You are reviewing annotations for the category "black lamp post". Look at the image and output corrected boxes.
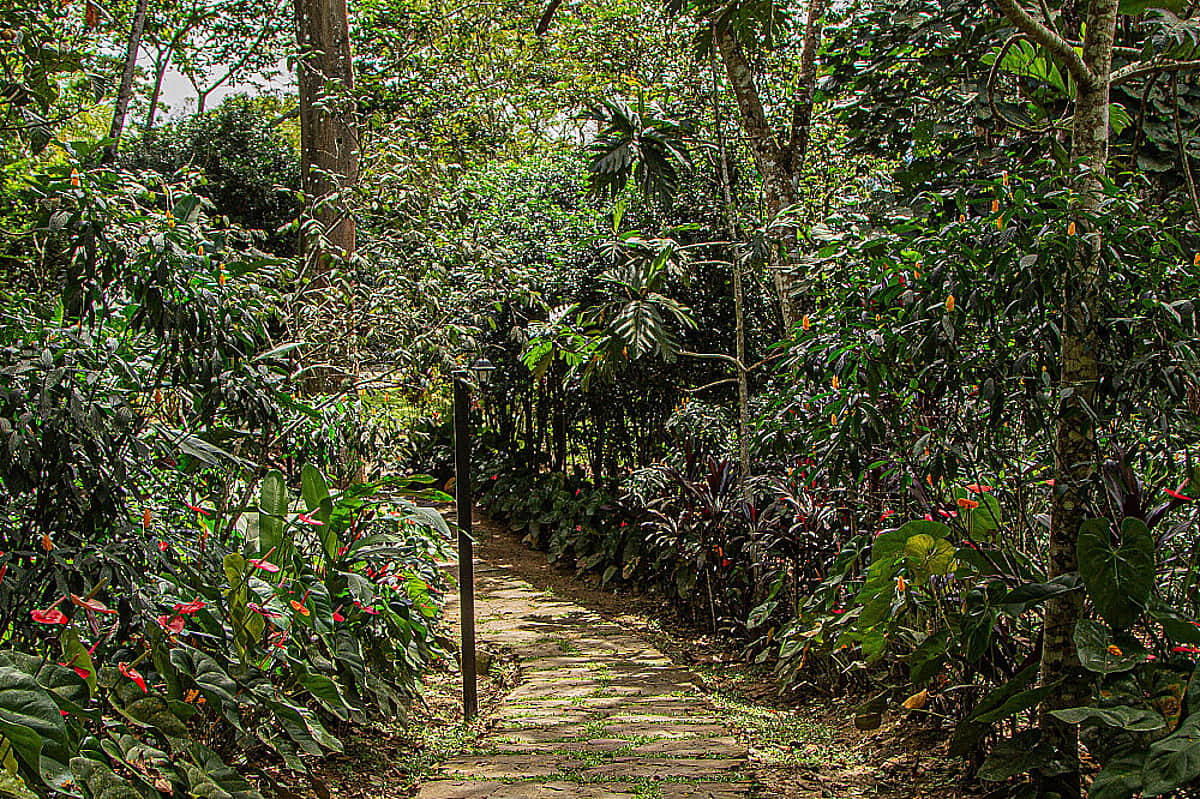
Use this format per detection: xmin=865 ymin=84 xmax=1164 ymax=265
xmin=453 ymin=356 xmax=494 ymax=721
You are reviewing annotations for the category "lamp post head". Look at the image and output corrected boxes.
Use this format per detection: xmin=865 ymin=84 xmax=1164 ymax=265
xmin=468 ymin=356 xmax=495 ymax=387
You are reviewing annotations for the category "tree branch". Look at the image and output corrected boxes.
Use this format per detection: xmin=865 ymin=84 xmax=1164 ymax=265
xmin=1111 ymin=59 xmax=1200 ymax=86
xmin=714 ymin=24 xmax=783 ymax=169
xmin=993 ymin=0 xmax=1096 ymax=86
xmin=786 ymin=0 xmax=828 ymax=168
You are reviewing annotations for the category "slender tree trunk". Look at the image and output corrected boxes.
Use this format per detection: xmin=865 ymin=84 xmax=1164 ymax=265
xmin=711 ymin=40 xmax=755 ymax=589
xmin=104 ymin=0 xmax=150 ymax=163
xmin=294 ymin=0 xmax=359 ymax=278
xmin=146 ymin=46 xmax=173 ymax=130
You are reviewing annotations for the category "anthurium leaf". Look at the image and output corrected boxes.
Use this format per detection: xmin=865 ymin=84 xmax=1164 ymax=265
xmin=1050 ymin=704 xmax=1165 ymax=732
xmin=909 ymin=629 xmax=950 ymax=684
xmin=950 ymin=664 xmax=1039 ymax=756
xmin=1077 ymin=517 xmax=1154 ymax=630
xmin=1000 ymin=573 xmax=1081 ymax=615
xmin=258 ymin=469 xmax=289 ymax=561
xmin=972 ymin=683 xmax=1060 ymax=724
xmin=747 ymin=600 xmax=777 ymax=630
xmin=1141 ymin=714 xmax=1200 ymax=796
xmin=69 ymin=757 xmax=142 ymax=799
xmin=977 ymin=729 xmax=1061 ymax=781
xmin=1148 ymin=597 xmax=1200 ymax=646
xmin=1088 ymin=751 xmax=1146 ymax=799
xmin=1074 ymin=619 xmax=1148 ymax=674
xmin=169 ymin=646 xmax=241 ymax=729
xmin=0 ymin=663 xmax=72 ymax=788
xmin=300 ymin=464 xmax=330 ymax=519
xmin=60 ymin=628 xmax=97 ymax=696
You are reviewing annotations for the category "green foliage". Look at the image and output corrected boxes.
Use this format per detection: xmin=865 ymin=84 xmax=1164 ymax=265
xmin=123 ymin=96 xmax=301 ymax=255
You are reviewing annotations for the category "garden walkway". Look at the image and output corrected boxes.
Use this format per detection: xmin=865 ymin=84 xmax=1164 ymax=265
xmin=416 ymin=556 xmax=754 ymax=799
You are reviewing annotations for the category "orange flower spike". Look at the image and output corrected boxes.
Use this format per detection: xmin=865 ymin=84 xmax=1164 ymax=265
xmin=830 ymin=412 xmax=837 ymax=426
xmin=945 ymin=294 xmax=955 ymax=312
xmin=802 ymin=314 xmax=811 ymax=332
xmin=958 ymin=213 xmax=966 ymax=223
xmin=897 ymin=575 xmax=907 ymax=592
xmin=1194 ymin=252 xmax=1199 ymax=267
xmin=290 ymin=599 xmax=310 ymax=617
xmin=1068 ymin=220 xmax=1076 ymax=236
xmin=957 ymin=497 xmax=980 ymax=510
xmin=70 ymin=169 xmax=81 ymax=187
xmin=1001 ymin=170 xmax=1009 ymax=187
xmin=831 ymin=375 xmax=839 ymax=390
xmin=41 ymin=534 xmax=54 ymax=552
xmin=991 ymin=199 xmax=999 ymax=213
xmin=218 ymin=268 xmax=225 ymax=287
xmin=143 ymin=508 xmax=152 ymax=528
xmin=1107 ymin=644 xmax=1123 ymax=657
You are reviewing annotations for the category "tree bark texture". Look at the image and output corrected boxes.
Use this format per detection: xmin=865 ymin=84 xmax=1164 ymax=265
xmin=104 ymin=0 xmax=149 ymax=163
xmin=1036 ymin=0 xmax=1119 ymax=796
xmin=712 ymin=13 xmax=825 ymax=331
xmin=294 ymin=0 xmax=358 ymax=277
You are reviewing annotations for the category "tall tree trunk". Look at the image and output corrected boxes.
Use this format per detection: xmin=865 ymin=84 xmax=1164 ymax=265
xmin=294 ymin=0 xmax=358 ymax=279
xmin=994 ymin=0 xmax=1119 ymax=795
xmin=104 ymin=0 xmax=150 ymax=163
xmin=1039 ymin=4 xmax=1118 ymax=793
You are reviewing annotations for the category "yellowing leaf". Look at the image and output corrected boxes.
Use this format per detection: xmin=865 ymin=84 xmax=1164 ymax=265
xmin=902 ymin=689 xmax=929 ymax=710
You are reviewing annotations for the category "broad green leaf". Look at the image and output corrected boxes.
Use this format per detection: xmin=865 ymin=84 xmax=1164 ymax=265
xmin=1050 ymin=704 xmax=1165 ymax=732
xmin=1074 ymin=619 xmax=1148 ymax=674
xmin=1142 ymin=714 xmax=1200 ymax=796
xmin=903 ymin=534 xmax=957 ymax=583
xmin=258 ymin=469 xmax=289 ymax=561
xmin=1077 ymin=517 xmax=1154 ymax=630
xmin=301 ymin=464 xmax=331 ymax=523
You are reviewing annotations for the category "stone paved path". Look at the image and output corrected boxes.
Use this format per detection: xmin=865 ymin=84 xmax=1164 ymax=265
xmin=417 ymin=560 xmax=754 ymax=799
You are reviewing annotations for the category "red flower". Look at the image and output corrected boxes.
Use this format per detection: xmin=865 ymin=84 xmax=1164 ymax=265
xmin=297 ymin=512 xmax=324 ymax=526
xmin=184 ymin=502 xmax=211 ymax=516
xmin=31 ymin=608 xmax=68 ymax=625
xmin=246 ymin=602 xmax=282 ymax=619
xmin=965 ymin=484 xmax=993 ymax=493
xmin=880 ymin=509 xmax=895 ymax=520
xmin=174 ymin=598 xmax=205 ymax=615
xmin=157 ymin=615 xmax=184 ymax=635
xmin=1171 ymin=645 xmax=1200 ymax=655
xmin=1166 ymin=484 xmax=1196 ymax=502
xmin=118 ymin=662 xmax=147 ymax=693
xmin=248 ymin=557 xmax=280 ymax=573
xmin=353 ymin=600 xmax=380 ymax=615
xmin=60 ymin=662 xmax=91 ymax=681
xmin=333 ymin=611 xmax=346 ymax=622
xmin=158 ymin=540 xmax=169 ymax=552
xmin=289 ymin=599 xmax=310 ymax=617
